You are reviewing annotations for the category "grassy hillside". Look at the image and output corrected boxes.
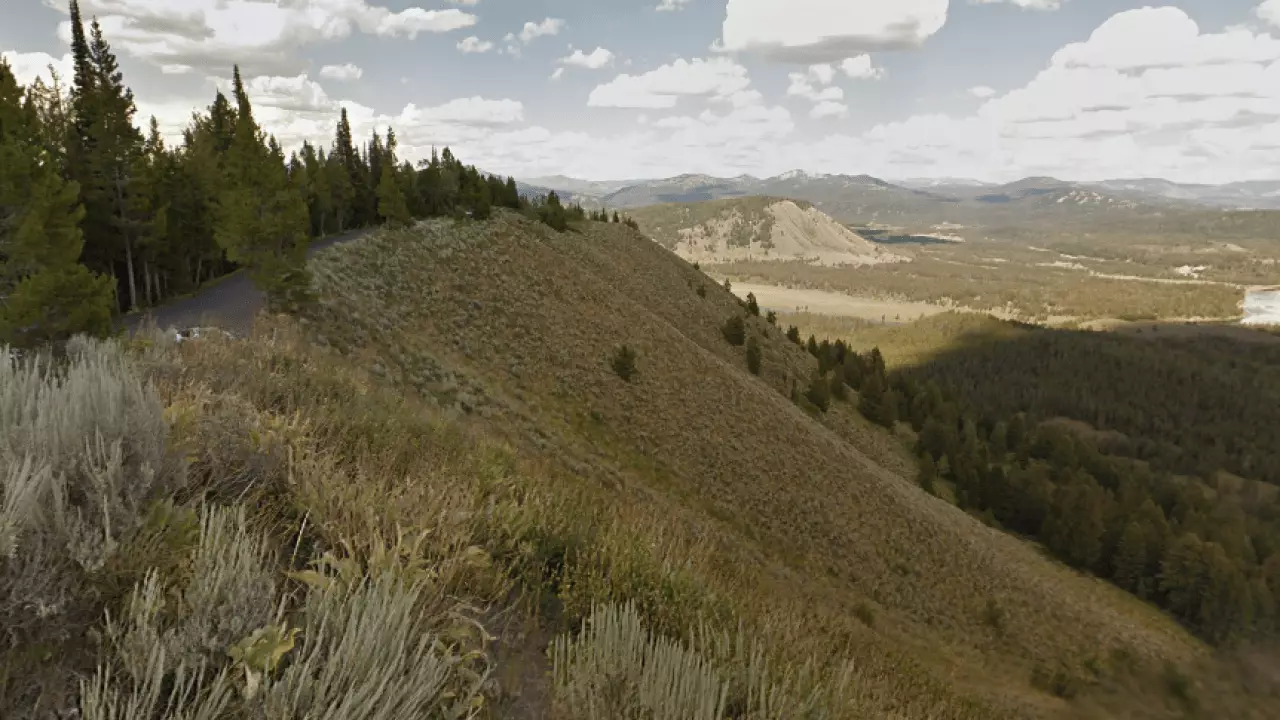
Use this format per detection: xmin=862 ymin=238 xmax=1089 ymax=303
xmin=6 ymin=213 xmax=1277 ymax=718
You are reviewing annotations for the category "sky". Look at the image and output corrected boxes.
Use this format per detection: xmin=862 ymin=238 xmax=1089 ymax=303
xmin=3 ymin=0 xmax=1280 ymax=184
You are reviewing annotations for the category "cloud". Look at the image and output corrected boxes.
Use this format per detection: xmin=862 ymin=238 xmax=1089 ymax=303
xmin=969 ymin=0 xmax=1064 ymax=10
xmin=1 ymin=50 xmax=74 ymax=86
xmin=43 ymin=0 xmax=477 ymax=77
xmin=840 ymin=55 xmax=885 ymax=79
xmin=656 ymin=0 xmax=693 ymax=11
xmin=457 ymin=36 xmax=494 ymax=53
xmin=716 ymin=88 xmax=765 ymax=108
xmin=550 ymin=68 xmax=565 ymax=81
xmin=808 ymin=63 xmax=836 ymax=85
xmin=319 ymin=63 xmax=363 ymax=81
xmin=447 ymin=0 xmax=480 ymax=4
xmin=980 ymin=7 xmax=1280 ymax=134
xmin=519 ymin=18 xmax=565 ymax=44
xmin=1050 ymin=7 xmax=1280 ymax=70
xmin=246 ymin=73 xmax=337 ymax=113
xmin=787 ymin=72 xmax=844 ymax=102
xmin=412 ymin=96 xmax=524 ymax=126
xmin=588 ymin=57 xmax=751 ymax=108
xmin=969 ymin=85 xmax=997 ymax=98
xmin=558 ymin=47 xmax=615 ymax=69
xmin=719 ymin=0 xmax=949 ymax=62
xmin=481 ymin=5 xmax=1280 ymax=184
xmin=810 ymin=101 xmax=849 ymax=119
xmin=1261 ymin=0 xmax=1280 ymax=28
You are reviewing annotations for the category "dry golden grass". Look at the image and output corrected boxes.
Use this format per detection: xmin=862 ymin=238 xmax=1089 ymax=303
xmin=290 ymin=212 xmax=1251 ymax=717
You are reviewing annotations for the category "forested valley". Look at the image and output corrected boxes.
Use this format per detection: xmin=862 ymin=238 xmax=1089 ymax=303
xmin=0 ymin=0 xmax=604 ymax=348
xmin=783 ymin=314 xmax=1280 ymax=647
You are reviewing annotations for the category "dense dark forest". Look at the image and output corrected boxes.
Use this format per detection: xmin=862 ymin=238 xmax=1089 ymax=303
xmin=0 ymin=1 xmax=615 ymax=348
xmin=786 ymin=323 xmax=1280 ymax=646
xmin=895 ymin=326 xmax=1280 ymax=485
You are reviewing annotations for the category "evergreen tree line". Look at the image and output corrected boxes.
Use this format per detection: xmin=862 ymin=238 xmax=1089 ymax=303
xmin=1 ymin=1 xmax=543 ymax=347
xmin=786 ymin=329 xmax=1280 ymax=646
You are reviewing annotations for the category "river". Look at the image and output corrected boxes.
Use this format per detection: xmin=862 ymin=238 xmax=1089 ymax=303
xmin=1243 ymin=289 xmax=1280 ymax=326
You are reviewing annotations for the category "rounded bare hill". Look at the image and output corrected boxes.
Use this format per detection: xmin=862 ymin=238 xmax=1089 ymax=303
xmin=305 ymin=211 xmax=1208 ymax=717
xmin=629 ymin=196 xmax=909 ymax=267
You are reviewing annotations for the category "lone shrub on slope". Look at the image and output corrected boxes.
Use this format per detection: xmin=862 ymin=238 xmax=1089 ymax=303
xmin=721 ymin=316 xmax=746 ymax=347
xmin=612 ymin=345 xmax=638 ymax=382
xmin=746 ymin=337 xmax=762 ymax=376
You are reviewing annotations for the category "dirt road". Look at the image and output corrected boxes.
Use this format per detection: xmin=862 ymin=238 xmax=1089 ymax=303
xmin=119 ymin=229 xmax=368 ymax=336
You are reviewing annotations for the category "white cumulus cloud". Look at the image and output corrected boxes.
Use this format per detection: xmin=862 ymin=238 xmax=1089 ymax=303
xmin=969 ymin=85 xmax=997 ymax=98
xmin=457 ymin=36 xmax=494 ymax=53
xmin=810 ymin=101 xmax=849 ymax=119
xmin=840 ymin=55 xmax=885 ymax=79
xmin=787 ymin=72 xmax=844 ymax=102
xmin=657 ymin=0 xmax=693 ymax=11
xmin=1260 ymin=0 xmax=1280 ymax=28
xmin=246 ymin=73 xmax=337 ymax=113
xmin=719 ymin=0 xmax=949 ymax=62
xmin=319 ymin=63 xmax=363 ymax=81
xmin=519 ymin=18 xmax=565 ymax=44
xmin=558 ymin=47 xmax=615 ymax=69
xmin=588 ymin=57 xmax=751 ymax=109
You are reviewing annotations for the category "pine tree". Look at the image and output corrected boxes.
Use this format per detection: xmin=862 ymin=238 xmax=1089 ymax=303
xmin=377 ymin=161 xmax=411 ymax=227
xmin=805 ymin=370 xmax=831 ymax=412
xmin=829 ymin=370 xmax=848 ymax=401
xmin=504 ymin=176 xmax=520 ymax=208
xmin=917 ymin=455 xmax=938 ymax=495
xmin=745 ymin=291 xmax=760 ymax=316
xmin=858 ymin=372 xmax=897 ymax=428
xmin=67 ymin=17 xmax=150 ymax=312
xmin=215 ymin=66 xmax=312 ymax=313
xmin=65 ymin=0 xmax=94 ymax=173
xmin=538 ymin=190 xmax=568 ymax=231
xmin=1113 ymin=520 xmax=1153 ymax=596
xmin=1042 ymin=476 xmax=1107 ymax=571
xmin=331 ymin=107 xmax=360 ymax=230
xmin=721 ymin=315 xmax=746 ymax=346
xmin=0 ymin=58 xmax=114 ymax=346
xmin=130 ymin=116 xmax=170 ymax=307
xmin=746 ymin=336 xmax=762 ymax=375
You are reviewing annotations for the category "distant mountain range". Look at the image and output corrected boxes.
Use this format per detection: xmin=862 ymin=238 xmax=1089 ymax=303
xmin=517 ymin=171 xmax=1280 ymax=218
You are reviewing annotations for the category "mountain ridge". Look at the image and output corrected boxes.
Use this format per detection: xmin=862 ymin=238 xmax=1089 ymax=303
xmin=524 ymin=171 xmax=1280 ymax=212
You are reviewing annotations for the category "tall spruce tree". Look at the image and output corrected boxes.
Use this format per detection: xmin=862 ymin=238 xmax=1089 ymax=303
xmin=66 ymin=16 xmax=150 ymax=311
xmin=215 ymin=66 xmax=312 ymax=313
xmin=376 ymin=127 xmax=410 ymax=226
xmin=331 ymin=108 xmax=359 ymax=230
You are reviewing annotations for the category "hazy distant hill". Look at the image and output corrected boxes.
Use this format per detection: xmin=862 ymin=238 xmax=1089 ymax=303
xmin=628 ymin=196 xmax=910 ymax=267
xmin=893 ymin=177 xmax=996 ymax=190
xmin=599 ymin=173 xmax=754 ymax=207
xmin=1095 ymin=178 xmax=1280 ymax=210
xmin=523 ymin=175 xmax=639 ymax=197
